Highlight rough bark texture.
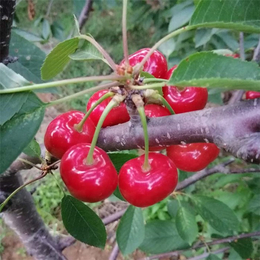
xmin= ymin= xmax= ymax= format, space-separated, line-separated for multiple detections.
xmin=97 ymin=99 xmax=260 ymax=164
xmin=0 ymin=0 xmax=16 ymax=64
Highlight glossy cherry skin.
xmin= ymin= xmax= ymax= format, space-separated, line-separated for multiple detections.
xmin=120 ymin=48 xmax=168 ymax=78
xmin=167 ymin=143 xmax=220 ymax=172
xmin=118 ymin=153 xmax=178 ymax=207
xmin=44 ymin=111 xmax=95 ymax=159
xmin=163 ymin=66 xmax=208 ymax=114
xmin=245 ymin=91 xmax=260 ymax=100
xmin=145 ymin=104 xmax=171 ymax=151
xmin=86 ymin=89 xmax=130 ymax=127
xmin=60 ymin=143 xmax=118 ymax=202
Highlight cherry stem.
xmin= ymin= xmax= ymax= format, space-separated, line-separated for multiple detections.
xmin=0 ymin=171 xmax=48 ymax=212
xmin=158 ymin=95 xmax=175 ymax=114
xmin=134 ymin=26 xmax=193 ymax=75
xmin=131 ymin=82 xmax=166 ymax=90
xmin=122 ymin=0 xmax=129 ymax=67
xmin=137 ymin=106 xmax=151 ymax=172
xmin=75 ymin=92 xmax=115 ymax=132
xmin=143 ymin=78 xmax=168 ymax=83
xmin=79 ymin=35 xmax=117 ymax=71
xmin=0 ymin=75 xmax=125 ymax=94
xmin=48 ymin=81 xmax=119 ymax=107
xmin=86 ymin=99 xmax=118 ymax=165
xmin=18 ymin=157 xmax=42 ymax=170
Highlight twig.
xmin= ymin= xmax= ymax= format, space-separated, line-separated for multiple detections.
xmin=46 ymin=0 xmax=54 ymax=17
xmin=239 ymin=32 xmax=245 ymax=61
xmin=139 ymin=231 xmax=260 ymax=260
xmin=102 ymin=209 xmax=127 ymax=225
xmin=187 ymin=247 xmax=229 ymax=260
xmin=253 ymin=36 xmax=260 ymax=62
xmin=109 ymin=242 xmax=120 ymax=260
xmin=78 ymin=0 xmax=93 ymax=30
xmin=228 ymin=90 xmax=244 ymax=105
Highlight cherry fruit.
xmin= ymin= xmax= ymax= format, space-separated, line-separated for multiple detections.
xmin=167 ymin=143 xmax=220 ymax=172
xmin=144 ymin=104 xmax=171 ymax=118
xmin=60 ymin=143 xmax=118 ymax=202
xmin=163 ymin=66 xmax=208 ymax=114
xmin=86 ymin=89 xmax=130 ymax=127
xmin=245 ymin=91 xmax=260 ymax=100
xmin=44 ymin=111 xmax=95 ymax=159
xmin=119 ymin=153 xmax=178 ymax=207
xmin=120 ymin=48 xmax=168 ymax=78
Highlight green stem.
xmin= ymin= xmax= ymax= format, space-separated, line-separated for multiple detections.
xmin=122 ymin=0 xmax=129 ymax=67
xmin=47 ymin=81 xmax=118 ymax=107
xmin=50 ymin=171 xmax=66 ymax=195
xmin=0 ymin=75 xmax=125 ymax=94
xmin=86 ymin=99 xmax=117 ymax=164
xmin=75 ymin=91 xmax=115 ymax=132
xmin=137 ymin=106 xmax=150 ymax=172
xmin=158 ymin=95 xmax=175 ymax=115
xmin=79 ymin=35 xmax=117 ymax=71
xmin=18 ymin=157 xmax=42 ymax=170
xmin=143 ymin=78 xmax=168 ymax=83
xmin=134 ymin=25 xmax=194 ymax=75
xmin=0 ymin=172 xmax=47 ymax=213
xmin=131 ymin=82 xmax=165 ymax=90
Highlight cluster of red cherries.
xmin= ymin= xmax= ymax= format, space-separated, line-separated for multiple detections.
xmin=44 ymin=48 xmax=260 ymax=207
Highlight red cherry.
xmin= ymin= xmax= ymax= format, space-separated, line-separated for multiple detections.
xmin=245 ymin=91 xmax=260 ymax=100
xmin=86 ymin=89 xmax=130 ymax=127
xmin=225 ymin=53 xmax=240 ymax=58
xmin=118 ymin=153 xmax=178 ymax=207
xmin=144 ymin=104 xmax=171 ymax=118
xmin=163 ymin=66 xmax=208 ymax=114
xmin=144 ymin=104 xmax=171 ymax=151
xmin=166 ymin=143 xmax=220 ymax=172
xmin=60 ymin=143 xmax=118 ymax=202
xmin=44 ymin=111 xmax=95 ymax=159
xmin=120 ymin=48 xmax=168 ymax=78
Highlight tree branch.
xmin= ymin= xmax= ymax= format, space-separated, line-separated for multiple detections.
xmin=78 ymin=0 xmax=93 ymax=30
xmin=253 ymin=36 xmax=260 ymax=62
xmin=98 ymin=99 xmax=260 ymax=164
xmin=0 ymin=0 xmax=16 ymax=63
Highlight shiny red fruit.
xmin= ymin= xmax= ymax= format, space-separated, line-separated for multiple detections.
xmin=44 ymin=111 xmax=95 ymax=159
xmin=120 ymin=48 xmax=168 ymax=78
xmin=145 ymin=104 xmax=171 ymax=118
xmin=225 ymin=53 xmax=240 ymax=58
xmin=86 ymin=89 xmax=130 ymax=127
xmin=245 ymin=91 xmax=260 ymax=100
xmin=163 ymin=66 xmax=208 ymax=114
xmin=119 ymin=153 xmax=178 ymax=207
xmin=145 ymin=104 xmax=171 ymax=151
xmin=167 ymin=143 xmax=220 ymax=172
xmin=60 ymin=143 xmax=118 ymax=202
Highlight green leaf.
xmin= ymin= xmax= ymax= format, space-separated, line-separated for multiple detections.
xmin=0 ymin=92 xmax=45 ymax=173
xmin=9 ymin=31 xmax=46 ymax=84
xmin=192 ymin=196 xmax=239 ymax=235
xmin=206 ymin=255 xmax=222 ymax=260
xmin=190 ymin=0 xmax=260 ymax=33
xmin=167 ymin=199 xmax=180 ymax=218
xmin=139 ymin=220 xmax=188 ymax=254
xmin=108 ymin=152 xmax=138 ymax=201
xmin=61 ymin=195 xmax=106 ymax=248
xmin=0 ymin=64 xmax=30 ymax=90
xmin=23 ymin=139 xmax=41 ymax=158
xmin=168 ymin=0 xmax=195 ymax=32
xmin=0 ymin=92 xmax=29 ymax=125
xmin=176 ymin=206 xmax=198 ymax=245
xmin=116 ymin=206 xmax=145 ymax=255
xmin=248 ymin=195 xmax=260 ymax=216
xmin=169 ymin=52 xmax=260 ymax=91
xmin=41 ymin=37 xmax=79 ymax=80
xmin=12 ymin=28 xmax=43 ymax=42
xmin=228 ymin=248 xmax=243 ymax=260
xmin=230 ymin=237 xmax=253 ymax=258
xmin=69 ymin=41 xmax=106 ymax=63
xmin=42 ymin=19 xmax=51 ymax=40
